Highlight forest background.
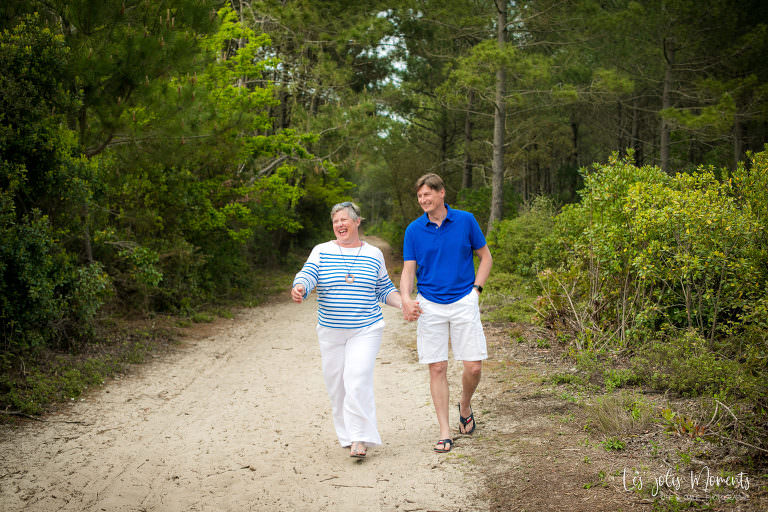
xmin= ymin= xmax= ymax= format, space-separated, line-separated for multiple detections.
xmin=1 ymin=0 xmax=767 ymax=476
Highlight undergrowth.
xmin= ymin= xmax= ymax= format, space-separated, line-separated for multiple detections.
xmin=1 ymin=266 xmax=295 ymax=420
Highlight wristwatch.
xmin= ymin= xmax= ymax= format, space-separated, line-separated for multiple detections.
xmin=473 ymin=284 xmax=483 ymax=294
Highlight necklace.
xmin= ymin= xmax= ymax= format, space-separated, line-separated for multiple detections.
xmin=338 ymin=241 xmax=363 ymax=284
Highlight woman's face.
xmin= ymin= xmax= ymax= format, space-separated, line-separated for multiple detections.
xmin=332 ymin=208 xmax=361 ymax=245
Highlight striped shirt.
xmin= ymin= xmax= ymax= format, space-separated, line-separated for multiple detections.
xmin=293 ymin=241 xmax=397 ymax=329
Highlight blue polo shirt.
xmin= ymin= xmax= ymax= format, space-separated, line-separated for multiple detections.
xmin=403 ymin=204 xmax=487 ymax=304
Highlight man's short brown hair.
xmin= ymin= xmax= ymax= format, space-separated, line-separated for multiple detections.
xmin=415 ymin=173 xmax=445 ymax=192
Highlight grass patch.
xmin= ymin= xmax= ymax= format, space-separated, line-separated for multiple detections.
xmin=550 ymin=372 xmax=584 ymax=386
xmin=0 ymin=324 xmax=176 ymax=418
xmin=482 ymin=272 xmax=539 ymax=323
xmin=191 ymin=312 xmax=214 ymax=323
xmin=586 ymin=391 xmax=656 ymax=435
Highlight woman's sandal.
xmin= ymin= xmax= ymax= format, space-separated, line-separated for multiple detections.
xmin=434 ymin=438 xmax=453 ymax=453
xmin=350 ymin=442 xmax=367 ymax=458
xmin=458 ymin=403 xmax=476 ymax=435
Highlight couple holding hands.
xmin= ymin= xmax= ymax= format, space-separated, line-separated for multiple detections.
xmin=290 ymin=173 xmax=492 ymax=458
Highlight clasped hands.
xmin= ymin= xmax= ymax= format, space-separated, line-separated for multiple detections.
xmin=292 ymin=283 xmax=422 ymax=322
xmin=401 ymin=300 xmax=422 ymax=322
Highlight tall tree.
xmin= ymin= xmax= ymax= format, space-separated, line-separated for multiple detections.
xmin=488 ymin=0 xmax=507 ymax=230
xmin=389 ymin=0 xmax=494 ymax=201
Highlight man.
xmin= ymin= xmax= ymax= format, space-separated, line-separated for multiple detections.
xmin=400 ymin=173 xmax=492 ymax=453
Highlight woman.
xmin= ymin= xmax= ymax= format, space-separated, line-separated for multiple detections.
xmin=291 ymin=201 xmax=404 ymax=458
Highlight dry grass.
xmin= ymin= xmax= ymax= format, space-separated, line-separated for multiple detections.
xmin=586 ymin=391 xmax=657 ymax=435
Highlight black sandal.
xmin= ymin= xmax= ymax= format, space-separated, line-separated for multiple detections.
xmin=458 ymin=403 xmax=476 ymax=435
xmin=434 ymin=438 xmax=453 ymax=453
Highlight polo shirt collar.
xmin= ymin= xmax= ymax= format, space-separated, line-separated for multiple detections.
xmin=422 ymin=204 xmax=454 ymax=227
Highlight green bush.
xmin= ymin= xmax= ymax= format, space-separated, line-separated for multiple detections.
xmin=487 ymin=196 xmax=557 ymax=276
xmin=456 ymin=185 xmax=519 ymax=232
xmin=536 ymin=150 xmax=768 ymax=346
xmin=483 ymin=272 xmax=539 ymax=323
xmin=632 ymin=328 xmax=751 ymax=398
xmin=533 ymin=150 xmax=768 ymax=451
xmin=0 ymin=200 xmax=67 ymax=352
xmin=626 ymin=169 xmax=762 ymax=339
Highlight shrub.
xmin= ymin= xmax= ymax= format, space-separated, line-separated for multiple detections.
xmin=534 ymin=150 xmax=768 ymax=455
xmin=536 ymin=150 xmax=768 ymax=349
xmin=626 ymin=169 xmax=762 ymax=340
xmin=632 ymin=328 xmax=759 ymax=399
xmin=0 ymin=200 xmax=67 ymax=352
xmin=487 ymin=196 xmax=557 ymax=276
xmin=456 ymin=185 xmax=519 ymax=232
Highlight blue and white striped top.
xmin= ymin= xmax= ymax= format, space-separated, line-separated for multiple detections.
xmin=293 ymin=241 xmax=397 ymax=329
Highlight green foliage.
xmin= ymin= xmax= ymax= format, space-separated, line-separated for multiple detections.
xmin=0 ymin=15 xmax=111 ymax=353
xmin=626 ymin=170 xmax=762 ymax=338
xmin=550 ymin=373 xmax=583 ymax=386
xmin=0 ymin=202 xmax=66 ymax=351
xmin=603 ymin=368 xmax=640 ymax=392
xmin=528 ymin=150 xmax=768 ymax=456
xmin=487 ymin=196 xmax=557 ymax=276
xmin=632 ymin=328 xmax=754 ymax=398
xmin=482 ymin=272 xmax=538 ymax=323
xmin=44 ymin=0 xmax=218 ymax=153
xmin=535 ymin=151 xmax=767 ymax=346
xmin=92 ymin=6 xmax=351 ymax=308
xmin=446 ymin=39 xmax=552 ymax=98
xmin=456 ymin=185 xmax=519 ymax=235
xmin=601 ymin=436 xmax=626 ymax=451
xmin=69 ymin=262 xmax=113 ymax=328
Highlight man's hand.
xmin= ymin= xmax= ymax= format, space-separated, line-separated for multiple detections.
xmin=401 ymin=299 xmax=422 ymax=321
xmin=291 ymin=284 xmax=305 ymax=303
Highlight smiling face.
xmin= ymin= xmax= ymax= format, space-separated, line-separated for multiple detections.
xmin=416 ymin=184 xmax=446 ymax=217
xmin=332 ymin=207 xmax=361 ymax=246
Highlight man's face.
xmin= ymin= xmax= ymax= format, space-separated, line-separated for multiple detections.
xmin=416 ymin=184 xmax=445 ymax=215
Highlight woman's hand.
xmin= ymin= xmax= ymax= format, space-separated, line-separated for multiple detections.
xmin=291 ymin=284 xmax=305 ymax=303
xmin=401 ymin=299 xmax=422 ymax=322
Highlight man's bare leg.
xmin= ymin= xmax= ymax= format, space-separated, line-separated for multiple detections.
xmin=459 ymin=360 xmax=482 ymax=433
xmin=429 ymin=361 xmax=451 ymax=440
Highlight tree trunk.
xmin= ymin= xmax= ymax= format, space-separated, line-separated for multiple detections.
xmin=462 ymin=91 xmax=474 ymax=190
xmin=82 ymin=204 xmax=93 ymax=263
xmin=439 ymin=124 xmax=448 ymax=177
xmin=733 ymin=112 xmax=744 ymax=169
xmin=660 ymin=37 xmax=675 ymax=173
xmin=570 ymin=119 xmax=579 ymax=169
xmin=278 ymin=87 xmax=290 ymax=130
xmin=617 ymin=101 xmax=624 ymax=156
xmin=488 ymin=0 xmax=507 ymax=232
xmin=631 ymin=99 xmax=642 ymax=165
xmin=78 ymin=103 xmax=87 ymax=150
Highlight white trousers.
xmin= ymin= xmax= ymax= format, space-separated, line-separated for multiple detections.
xmin=316 ymin=320 xmax=384 ymax=447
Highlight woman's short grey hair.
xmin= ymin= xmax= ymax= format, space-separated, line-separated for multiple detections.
xmin=330 ymin=201 xmax=364 ymax=222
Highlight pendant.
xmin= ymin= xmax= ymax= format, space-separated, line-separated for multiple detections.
xmin=345 ymin=274 xmax=355 ymax=284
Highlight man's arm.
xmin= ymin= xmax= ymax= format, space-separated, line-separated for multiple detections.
xmin=399 ymin=260 xmax=421 ymax=321
xmin=474 ymin=244 xmax=492 ymax=289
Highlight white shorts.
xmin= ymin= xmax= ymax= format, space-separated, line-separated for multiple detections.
xmin=416 ymin=290 xmax=488 ymax=364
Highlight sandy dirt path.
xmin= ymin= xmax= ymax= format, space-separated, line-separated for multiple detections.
xmin=0 ymin=254 xmax=486 ymax=512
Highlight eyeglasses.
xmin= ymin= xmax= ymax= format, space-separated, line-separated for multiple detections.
xmin=334 ymin=201 xmax=357 ymax=211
